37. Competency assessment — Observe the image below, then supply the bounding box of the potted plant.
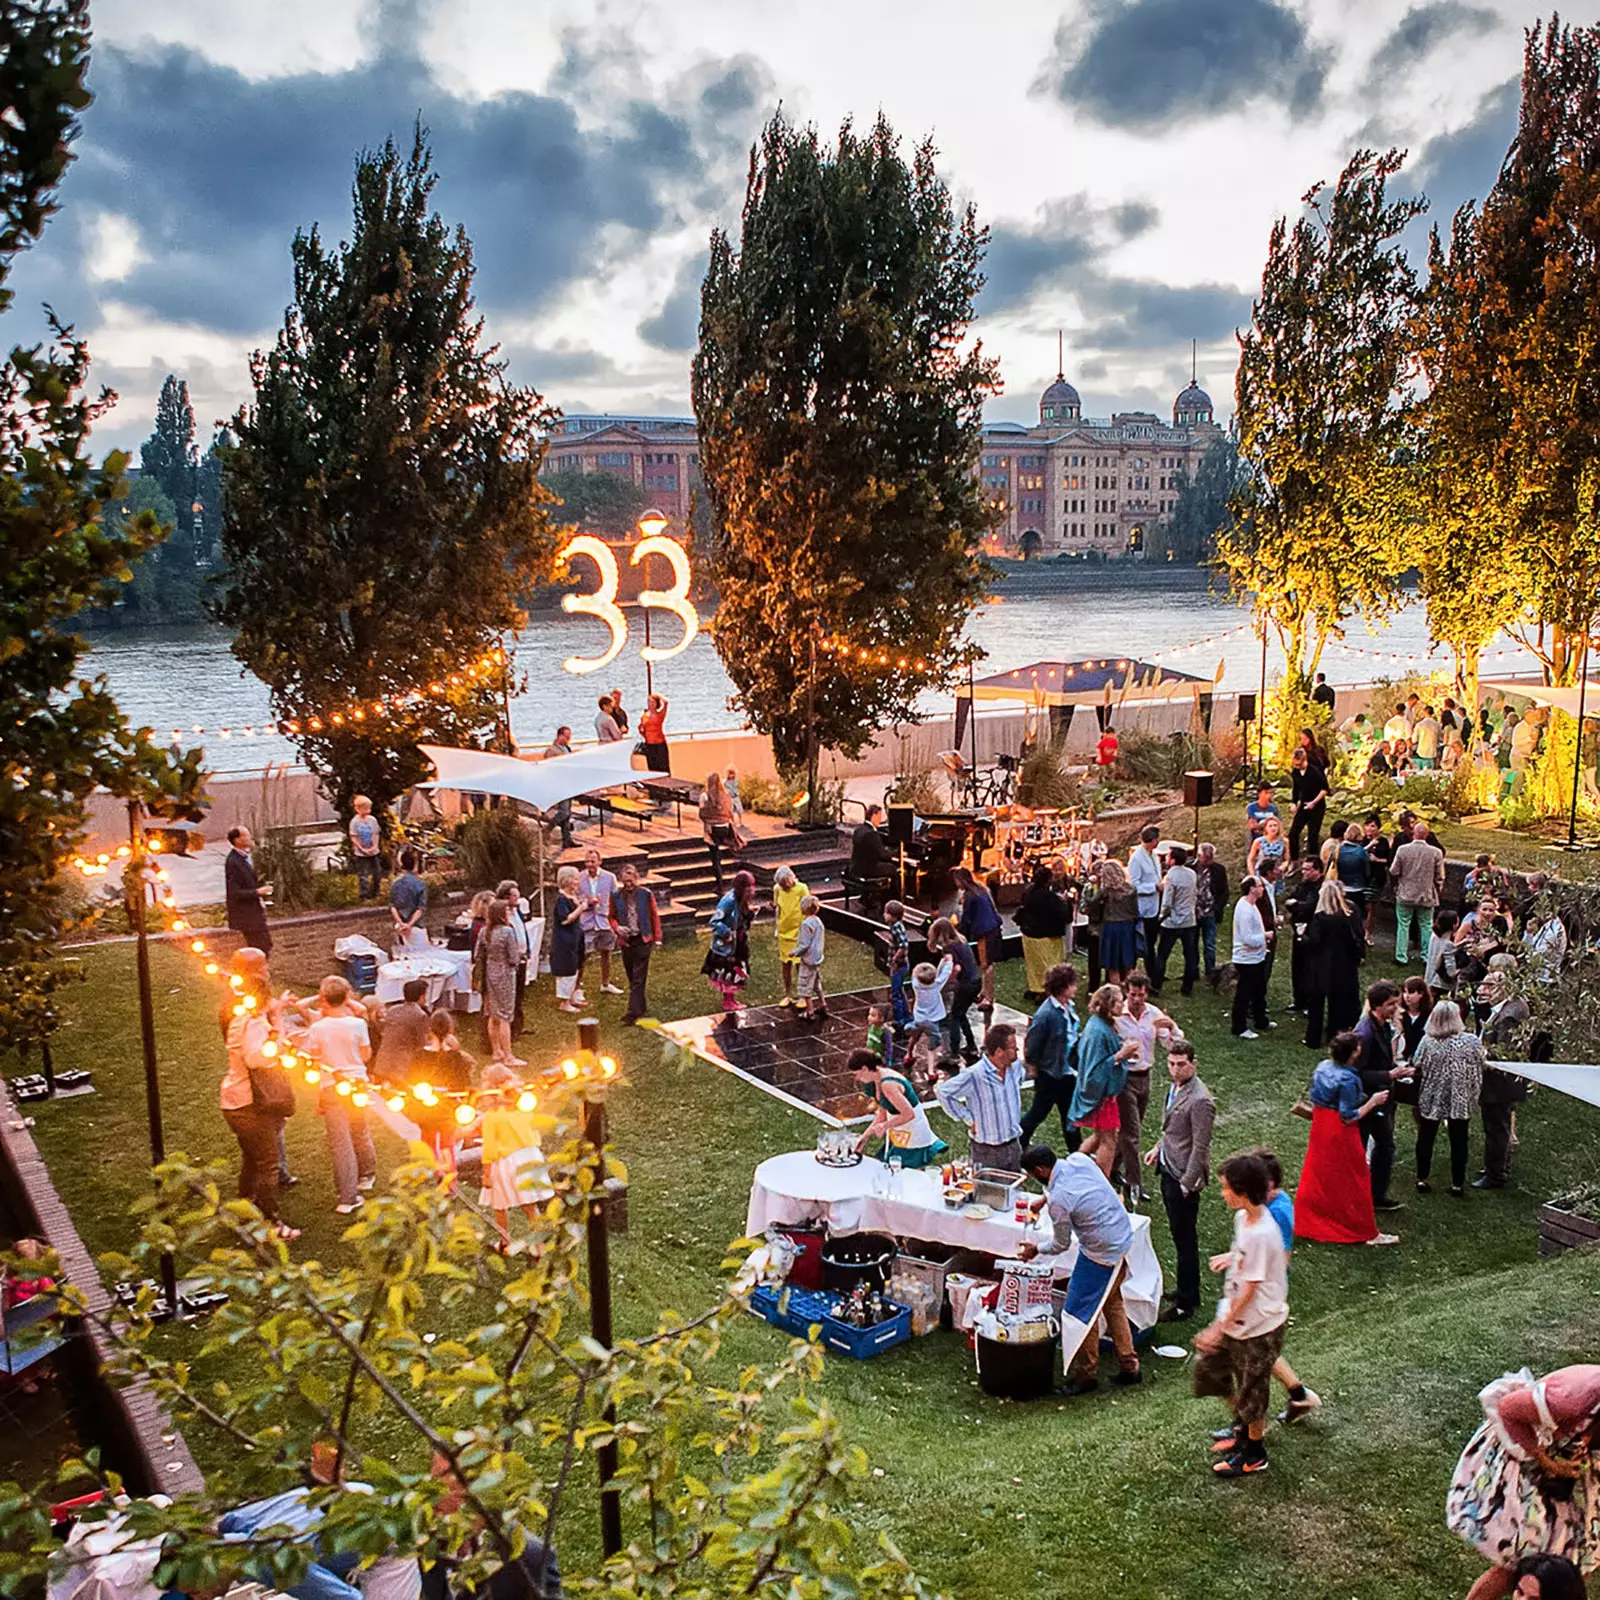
[1540,1181,1600,1257]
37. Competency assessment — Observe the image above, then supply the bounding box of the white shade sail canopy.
[1498,1060,1600,1110]
[1480,679,1600,720]
[418,742,642,810]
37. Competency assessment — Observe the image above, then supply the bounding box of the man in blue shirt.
[1018,1142,1140,1395]
[1246,785,1279,847]
[934,1023,1024,1172]
[1020,963,1081,1150]
[388,848,428,952]
[1126,825,1163,981]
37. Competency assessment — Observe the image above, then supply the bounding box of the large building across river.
[543,353,1222,561]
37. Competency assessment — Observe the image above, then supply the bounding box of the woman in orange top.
[639,693,670,772]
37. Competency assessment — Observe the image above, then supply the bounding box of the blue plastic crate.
[748,1284,912,1360]
[341,953,379,996]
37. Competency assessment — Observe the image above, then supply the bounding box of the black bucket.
[975,1333,1056,1401]
[820,1233,896,1296]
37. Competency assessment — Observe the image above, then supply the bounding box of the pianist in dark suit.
[851,805,896,888]
[224,826,274,955]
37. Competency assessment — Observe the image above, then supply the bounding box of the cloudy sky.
[14,0,1537,452]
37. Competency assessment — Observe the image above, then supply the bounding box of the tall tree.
[1218,149,1425,687]
[1160,428,1243,563]
[1416,19,1600,689]
[692,113,999,771]
[216,130,562,818]
[196,426,229,565]
[140,373,196,510]
[0,0,202,1050]
[135,373,201,615]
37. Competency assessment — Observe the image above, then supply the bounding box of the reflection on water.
[79,579,1536,772]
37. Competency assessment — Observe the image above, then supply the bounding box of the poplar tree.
[1218,149,1424,686]
[217,130,562,819]
[134,374,201,616]
[693,113,999,772]
[1417,18,1600,689]
[0,0,202,1050]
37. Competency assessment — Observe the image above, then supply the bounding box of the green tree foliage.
[195,427,228,564]
[0,1066,942,1599]
[1219,149,1425,687]
[216,130,563,821]
[543,468,652,537]
[109,475,177,615]
[0,0,204,1050]
[130,373,202,616]
[1159,428,1242,563]
[1415,19,1600,690]
[140,373,196,513]
[692,113,1000,769]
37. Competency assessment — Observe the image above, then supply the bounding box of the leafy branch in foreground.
[0,1059,941,1600]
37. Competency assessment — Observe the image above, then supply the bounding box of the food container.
[973,1167,1024,1211]
[815,1129,857,1166]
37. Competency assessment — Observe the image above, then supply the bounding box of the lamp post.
[805,620,821,828]
[1257,625,1268,785]
[126,800,179,1315]
[1567,633,1591,851]
[634,507,669,701]
[577,1016,623,1558]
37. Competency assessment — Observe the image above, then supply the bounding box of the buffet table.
[747,1150,1162,1329]
[374,918,544,1009]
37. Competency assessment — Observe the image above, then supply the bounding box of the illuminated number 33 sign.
[559,534,700,675]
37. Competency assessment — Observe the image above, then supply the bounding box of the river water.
[80,577,1539,772]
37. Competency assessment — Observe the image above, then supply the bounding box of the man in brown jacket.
[1390,821,1445,965]
[1145,1037,1214,1320]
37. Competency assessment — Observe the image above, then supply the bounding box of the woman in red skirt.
[1296,1031,1400,1246]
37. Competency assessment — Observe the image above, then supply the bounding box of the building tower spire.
[1058,328,1064,380]
[1191,337,1197,384]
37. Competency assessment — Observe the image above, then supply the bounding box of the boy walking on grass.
[1193,1151,1290,1478]
[790,895,827,1020]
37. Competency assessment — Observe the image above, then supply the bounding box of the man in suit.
[1019,963,1081,1151]
[1477,968,1536,1190]
[224,826,273,955]
[1145,1037,1214,1321]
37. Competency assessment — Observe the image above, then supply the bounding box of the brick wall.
[0,1080,204,1496]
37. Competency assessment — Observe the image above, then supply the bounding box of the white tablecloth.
[746,1150,1163,1328]
[376,951,470,1005]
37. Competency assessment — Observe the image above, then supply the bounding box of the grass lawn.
[18,886,1600,1599]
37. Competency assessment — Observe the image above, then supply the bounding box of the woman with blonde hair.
[1304,877,1364,1047]
[1411,999,1485,1197]
[551,864,587,1014]
[1087,858,1140,985]
[772,864,810,1008]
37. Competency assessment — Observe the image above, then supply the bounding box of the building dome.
[1040,374,1080,424]
[1174,381,1213,426]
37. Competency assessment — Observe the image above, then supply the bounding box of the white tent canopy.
[1497,1060,1600,1110]
[418,742,647,915]
[418,741,642,809]
[1480,679,1600,720]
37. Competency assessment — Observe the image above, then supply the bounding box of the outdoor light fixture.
[455,1103,475,1126]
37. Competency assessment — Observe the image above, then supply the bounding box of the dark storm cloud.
[1365,3,1499,93]
[638,248,709,351]
[1076,277,1252,352]
[1037,0,1328,132]
[5,27,771,368]
[982,195,1161,313]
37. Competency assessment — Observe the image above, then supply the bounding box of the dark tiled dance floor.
[660,988,1030,1127]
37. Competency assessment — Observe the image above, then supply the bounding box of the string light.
[156,647,509,749]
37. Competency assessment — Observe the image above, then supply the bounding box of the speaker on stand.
[1183,769,1215,851]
